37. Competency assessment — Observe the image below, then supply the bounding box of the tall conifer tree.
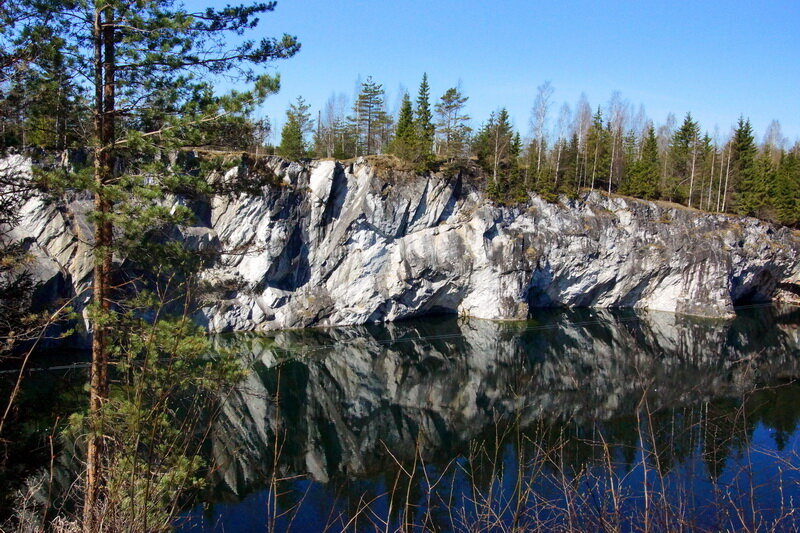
[279,96,313,160]
[352,76,386,155]
[390,92,416,160]
[622,124,660,199]
[774,150,800,225]
[732,117,763,216]
[667,113,700,203]
[414,73,434,158]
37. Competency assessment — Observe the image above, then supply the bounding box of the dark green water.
[177,306,800,532]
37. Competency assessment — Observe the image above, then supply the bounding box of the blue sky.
[230,0,800,144]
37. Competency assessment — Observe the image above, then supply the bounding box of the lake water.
[177,306,800,532]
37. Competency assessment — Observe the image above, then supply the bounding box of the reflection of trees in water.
[206,305,800,504]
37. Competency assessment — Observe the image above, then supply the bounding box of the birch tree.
[572,93,592,190]
[529,81,553,185]
[552,103,571,191]
[606,91,628,194]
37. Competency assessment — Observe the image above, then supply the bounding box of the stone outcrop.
[7,154,800,331]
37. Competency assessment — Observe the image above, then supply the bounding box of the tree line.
[276,77,800,227]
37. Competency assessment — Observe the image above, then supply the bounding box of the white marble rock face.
[6,155,800,332]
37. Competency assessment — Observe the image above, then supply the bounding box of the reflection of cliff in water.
[209,306,800,496]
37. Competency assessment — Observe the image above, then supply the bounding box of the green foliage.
[191,115,269,151]
[414,73,434,159]
[732,118,764,216]
[474,109,524,202]
[665,113,700,203]
[435,87,471,161]
[351,76,390,156]
[774,150,800,226]
[584,107,610,191]
[389,93,417,161]
[0,14,88,150]
[559,133,580,192]
[278,96,313,160]
[0,1,299,529]
[68,300,244,531]
[621,125,660,199]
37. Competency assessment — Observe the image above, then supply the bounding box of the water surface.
[179,306,800,532]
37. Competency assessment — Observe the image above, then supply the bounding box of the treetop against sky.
[216,0,799,142]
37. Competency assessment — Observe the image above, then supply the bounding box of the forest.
[4,37,799,227]
[0,0,798,530]
[273,76,800,227]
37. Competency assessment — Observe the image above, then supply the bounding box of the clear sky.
[232,0,800,144]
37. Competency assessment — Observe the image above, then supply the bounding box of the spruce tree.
[774,150,800,225]
[585,107,608,192]
[667,113,700,203]
[561,132,580,192]
[622,124,660,199]
[389,92,416,161]
[474,108,518,198]
[732,117,763,216]
[414,73,434,158]
[279,96,313,160]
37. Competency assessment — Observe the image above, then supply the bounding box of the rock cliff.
[7,154,800,331]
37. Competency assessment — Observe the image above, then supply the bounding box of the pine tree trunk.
[84,6,114,531]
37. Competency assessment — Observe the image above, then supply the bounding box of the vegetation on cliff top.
[276,77,799,226]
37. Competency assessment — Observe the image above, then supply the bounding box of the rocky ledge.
[8,155,800,332]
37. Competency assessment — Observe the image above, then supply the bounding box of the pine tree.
[414,73,434,158]
[279,96,313,160]
[435,87,471,161]
[351,76,387,155]
[12,2,299,528]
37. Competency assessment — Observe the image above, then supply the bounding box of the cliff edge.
[8,155,800,332]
